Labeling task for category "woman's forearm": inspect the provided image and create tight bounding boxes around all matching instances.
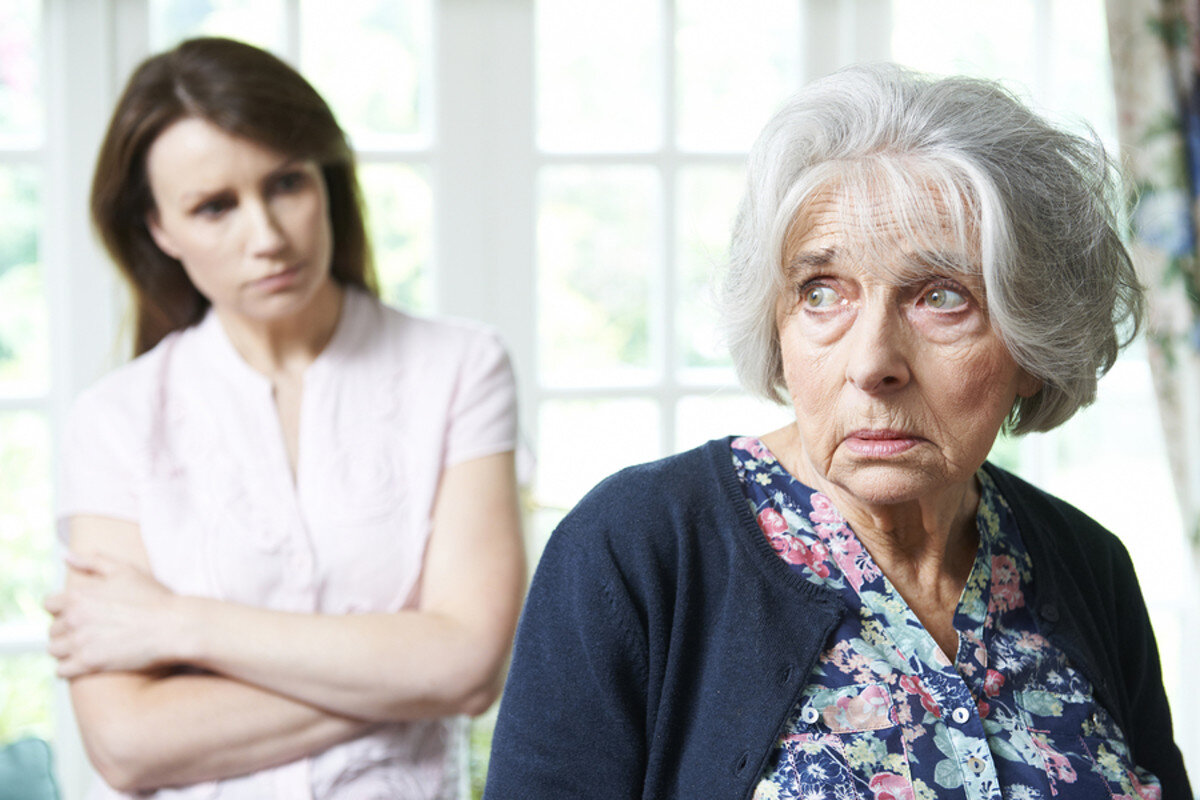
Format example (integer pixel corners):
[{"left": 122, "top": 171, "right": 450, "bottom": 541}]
[
  {"left": 173, "top": 600, "right": 506, "bottom": 721},
  {"left": 71, "top": 669, "right": 375, "bottom": 793},
  {"left": 156, "top": 451, "right": 525, "bottom": 722}
]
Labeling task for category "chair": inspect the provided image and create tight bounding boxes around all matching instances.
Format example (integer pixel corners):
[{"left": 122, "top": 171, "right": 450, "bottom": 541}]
[{"left": 0, "top": 738, "right": 60, "bottom": 800}]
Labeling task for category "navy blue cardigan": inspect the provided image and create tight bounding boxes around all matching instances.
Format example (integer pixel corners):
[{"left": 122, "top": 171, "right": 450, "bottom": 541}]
[{"left": 485, "top": 438, "right": 1191, "bottom": 800}]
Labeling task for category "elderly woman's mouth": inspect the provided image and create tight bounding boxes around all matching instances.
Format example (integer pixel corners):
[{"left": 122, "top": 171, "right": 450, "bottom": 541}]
[{"left": 842, "top": 429, "right": 922, "bottom": 456}]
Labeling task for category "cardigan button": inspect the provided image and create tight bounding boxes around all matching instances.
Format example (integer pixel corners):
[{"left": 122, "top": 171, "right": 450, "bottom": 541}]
[{"left": 1039, "top": 604, "right": 1060, "bottom": 623}]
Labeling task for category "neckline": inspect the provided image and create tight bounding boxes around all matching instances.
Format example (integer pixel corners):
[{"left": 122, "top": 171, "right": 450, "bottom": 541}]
[{"left": 195, "top": 286, "right": 366, "bottom": 391}]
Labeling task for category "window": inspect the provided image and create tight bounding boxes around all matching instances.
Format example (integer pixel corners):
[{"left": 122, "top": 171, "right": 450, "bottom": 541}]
[
  {"left": 0, "top": 0, "right": 55, "bottom": 750},
  {"left": 16, "top": 1, "right": 1199, "bottom": 796}
]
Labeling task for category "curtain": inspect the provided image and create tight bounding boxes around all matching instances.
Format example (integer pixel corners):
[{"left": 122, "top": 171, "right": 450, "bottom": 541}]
[{"left": 1107, "top": 0, "right": 1200, "bottom": 548}]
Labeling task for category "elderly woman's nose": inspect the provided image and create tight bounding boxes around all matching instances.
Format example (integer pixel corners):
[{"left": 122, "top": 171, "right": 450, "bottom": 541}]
[{"left": 843, "top": 306, "right": 911, "bottom": 392}]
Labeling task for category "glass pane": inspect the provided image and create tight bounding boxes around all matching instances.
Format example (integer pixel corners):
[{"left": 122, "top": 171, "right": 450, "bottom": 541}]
[
  {"left": 0, "top": 412, "right": 52, "bottom": 627},
  {"left": 537, "top": 0, "right": 662, "bottom": 151},
  {"left": 300, "top": 0, "right": 431, "bottom": 147},
  {"left": 676, "top": 165, "right": 744, "bottom": 379},
  {"left": 1025, "top": 356, "right": 1184, "bottom": 599},
  {"left": 1046, "top": 0, "right": 1116, "bottom": 144},
  {"left": 891, "top": 0, "right": 1037, "bottom": 90},
  {"left": 0, "top": 165, "right": 47, "bottom": 395},
  {"left": 0, "top": 654, "right": 54, "bottom": 742},
  {"left": 535, "top": 398, "right": 659, "bottom": 511},
  {"left": 360, "top": 162, "right": 432, "bottom": 313},
  {"left": 675, "top": 392, "right": 791, "bottom": 453},
  {"left": 676, "top": 0, "right": 798, "bottom": 152},
  {"left": 538, "top": 166, "right": 659, "bottom": 386},
  {"left": 0, "top": 0, "right": 42, "bottom": 145},
  {"left": 151, "top": 0, "right": 285, "bottom": 52}
]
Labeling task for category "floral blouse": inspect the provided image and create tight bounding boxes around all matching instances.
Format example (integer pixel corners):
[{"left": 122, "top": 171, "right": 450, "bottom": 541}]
[{"left": 731, "top": 437, "right": 1161, "bottom": 800}]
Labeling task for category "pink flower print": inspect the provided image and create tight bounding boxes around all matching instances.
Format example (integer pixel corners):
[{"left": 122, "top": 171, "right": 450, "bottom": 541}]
[
  {"left": 822, "top": 684, "right": 892, "bottom": 731},
  {"left": 976, "top": 698, "right": 990, "bottom": 719},
  {"left": 1032, "top": 734, "right": 1078, "bottom": 791},
  {"left": 845, "top": 546, "right": 883, "bottom": 591},
  {"left": 991, "top": 554, "right": 1026, "bottom": 612},
  {"left": 822, "top": 640, "right": 875, "bottom": 682},
  {"left": 1130, "top": 772, "right": 1163, "bottom": 800},
  {"left": 983, "top": 669, "right": 1006, "bottom": 698},
  {"left": 769, "top": 534, "right": 832, "bottom": 579},
  {"left": 732, "top": 436, "right": 772, "bottom": 461},
  {"left": 809, "top": 492, "right": 845, "bottom": 527},
  {"left": 758, "top": 508, "right": 788, "bottom": 536},
  {"left": 868, "top": 772, "right": 915, "bottom": 800},
  {"left": 898, "top": 675, "right": 941, "bottom": 718},
  {"left": 759, "top": 509, "right": 835, "bottom": 579}
]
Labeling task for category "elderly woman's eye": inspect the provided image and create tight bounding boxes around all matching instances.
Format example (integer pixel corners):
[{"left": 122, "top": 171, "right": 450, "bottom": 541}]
[
  {"left": 924, "top": 285, "right": 967, "bottom": 310},
  {"left": 802, "top": 285, "right": 839, "bottom": 308}
]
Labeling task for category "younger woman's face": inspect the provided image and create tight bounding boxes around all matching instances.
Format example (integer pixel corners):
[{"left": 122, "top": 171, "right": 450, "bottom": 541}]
[{"left": 145, "top": 116, "right": 335, "bottom": 327}]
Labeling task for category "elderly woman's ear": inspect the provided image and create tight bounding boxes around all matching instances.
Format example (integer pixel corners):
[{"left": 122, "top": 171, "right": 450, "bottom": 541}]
[{"left": 1017, "top": 370, "right": 1042, "bottom": 398}]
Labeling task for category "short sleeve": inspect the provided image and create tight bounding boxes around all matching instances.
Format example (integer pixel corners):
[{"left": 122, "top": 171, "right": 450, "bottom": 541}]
[
  {"left": 443, "top": 329, "right": 518, "bottom": 467},
  {"left": 56, "top": 379, "right": 143, "bottom": 544}
]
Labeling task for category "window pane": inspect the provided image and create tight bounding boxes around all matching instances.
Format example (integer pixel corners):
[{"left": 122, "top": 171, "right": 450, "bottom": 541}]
[
  {"left": 891, "top": 0, "right": 1037, "bottom": 89},
  {"left": 1046, "top": 0, "right": 1115, "bottom": 143},
  {"left": 0, "top": 0, "right": 42, "bottom": 145},
  {"left": 676, "top": 165, "right": 743, "bottom": 379},
  {"left": 0, "top": 412, "right": 52, "bottom": 627},
  {"left": 536, "top": 398, "right": 659, "bottom": 511},
  {"left": 151, "top": 0, "right": 285, "bottom": 52},
  {"left": 360, "top": 162, "right": 432, "bottom": 313},
  {"left": 538, "top": 166, "right": 659, "bottom": 386},
  {"left": 0, "top": 654, "right": 53, "bottom": 742},
  {"left": 537, "top": 0, "right": 662, "bottom": 151},
  {"left": 0, "top": 165, "right": 47, "bottom": 395},
  {"left": 676, "top": 392, "right": 790, "bottom": 453},
  {"left": 676, "top": 0, "right": 798, "bottom": 152},
  {"left": 300, "top": 0, "right": 431, "bottom": 148}
]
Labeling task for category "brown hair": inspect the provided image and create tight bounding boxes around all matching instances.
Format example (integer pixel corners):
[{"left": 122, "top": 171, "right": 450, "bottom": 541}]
[{"left": 90, "top": 37, "right": 377, "bottom": 356}]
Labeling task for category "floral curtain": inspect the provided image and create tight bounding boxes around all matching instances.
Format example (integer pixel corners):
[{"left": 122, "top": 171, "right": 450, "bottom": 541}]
[{"left": 1107, "top": 0, "right": 1200, "bottom": 548}]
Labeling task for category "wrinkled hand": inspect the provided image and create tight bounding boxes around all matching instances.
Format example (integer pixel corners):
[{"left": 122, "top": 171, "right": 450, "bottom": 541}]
[{"left": 44, "top": 552, "right": 181, "bottom": 679}]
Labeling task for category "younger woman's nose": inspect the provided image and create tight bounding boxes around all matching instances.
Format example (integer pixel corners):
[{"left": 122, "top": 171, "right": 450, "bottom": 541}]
[{"left": 246, "top": 202, "right": 287, "bottom": 257}]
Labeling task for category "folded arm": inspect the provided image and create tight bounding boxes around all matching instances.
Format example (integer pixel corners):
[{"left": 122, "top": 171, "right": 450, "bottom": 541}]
[
  {"left": 48, "top": 451, "right": 524, "bottom": 791},
  {"left": 173, "top": 451, "right": 525, "bottom": 720}
]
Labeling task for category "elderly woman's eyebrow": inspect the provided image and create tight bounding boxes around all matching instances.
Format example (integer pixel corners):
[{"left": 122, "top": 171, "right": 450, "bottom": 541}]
[
  {"left": 902, "top": 248, "right": 974, "bottom": 273},
  {"left": 784, "top": 247, "right": 837, "bottom": 275}
]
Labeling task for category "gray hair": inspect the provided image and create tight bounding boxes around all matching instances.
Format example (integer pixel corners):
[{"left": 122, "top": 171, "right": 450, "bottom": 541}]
[{"left": 721, "top": 63, "right": 1143, "bottom": 434}]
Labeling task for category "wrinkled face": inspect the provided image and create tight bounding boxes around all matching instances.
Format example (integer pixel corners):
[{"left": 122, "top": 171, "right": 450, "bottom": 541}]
[
  {"left": 776, "top": 187, "right": 1040, "bottom": 508},
  {"left": 145, "top": 117, "right": 334, "bottom": 326}
]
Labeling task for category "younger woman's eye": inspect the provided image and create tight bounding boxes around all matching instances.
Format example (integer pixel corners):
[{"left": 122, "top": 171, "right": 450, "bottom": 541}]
[
  {"left": 192, "top": 197, "right": 232, "bottom": 218},
  {"left": 802, "top": 284, "right": 840, "bottom": 309},
  {"left": 923, "top": 285, "right": 967, "bottom": 310},
  {"left": 273, "top": 171, "right": 309, "bottom": 193}
]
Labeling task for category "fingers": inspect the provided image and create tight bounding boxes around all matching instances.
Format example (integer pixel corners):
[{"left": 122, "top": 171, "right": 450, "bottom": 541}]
[
  {"left": 43, "top": 592, "right": 66, "bottom": 615},
  {"left": 53, "top": 656, "right": 90, "bottom": 680},
  {"left": 46, "top": 633, "right": 71, "bottom": 660}
]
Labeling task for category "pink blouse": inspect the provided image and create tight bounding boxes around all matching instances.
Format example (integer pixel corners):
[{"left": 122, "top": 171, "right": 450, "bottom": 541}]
[{"left": 58, "top": 288, "right": 518, "bottom": 799}]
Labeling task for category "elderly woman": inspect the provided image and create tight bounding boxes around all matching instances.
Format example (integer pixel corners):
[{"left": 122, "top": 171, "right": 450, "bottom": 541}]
[{"left": 485, "top": 65, "right": 1191, "bottom": 800}]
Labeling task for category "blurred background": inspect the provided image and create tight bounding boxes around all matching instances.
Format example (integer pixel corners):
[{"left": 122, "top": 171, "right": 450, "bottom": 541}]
[{"left": 1, "top": 0, "right": 1196, "bottom": 796}]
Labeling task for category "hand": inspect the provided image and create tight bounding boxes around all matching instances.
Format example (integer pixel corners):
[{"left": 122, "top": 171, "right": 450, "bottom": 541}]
[{"left": 44, "top": 552, "right": 182, "bottom": 679}]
